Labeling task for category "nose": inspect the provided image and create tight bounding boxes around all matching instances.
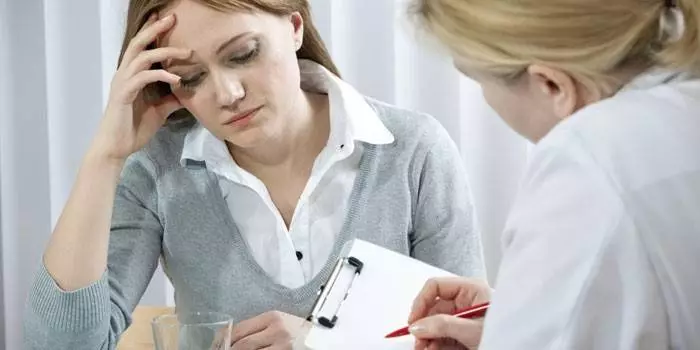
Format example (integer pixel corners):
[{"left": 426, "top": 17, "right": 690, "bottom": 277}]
[{"left": 212, "top": 71, "right": 245, "bottom": 107}]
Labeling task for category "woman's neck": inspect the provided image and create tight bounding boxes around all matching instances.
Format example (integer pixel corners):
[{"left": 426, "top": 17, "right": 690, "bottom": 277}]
[{"left": 228, "top": 90, "right": 330, "bottom": 176}]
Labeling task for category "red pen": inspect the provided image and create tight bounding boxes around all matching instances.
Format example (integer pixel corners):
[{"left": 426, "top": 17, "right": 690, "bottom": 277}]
[{"left": 384, "top": 302, "right": 490, "bottom": 338}]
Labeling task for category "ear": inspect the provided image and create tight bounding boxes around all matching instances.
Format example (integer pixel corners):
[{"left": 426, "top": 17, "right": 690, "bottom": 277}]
[
  {"left": 525, "top": 65, "right": 580, "bottom": 119},
  {"left": 289, "top": 12, "right": 304, "bottom": 51}
]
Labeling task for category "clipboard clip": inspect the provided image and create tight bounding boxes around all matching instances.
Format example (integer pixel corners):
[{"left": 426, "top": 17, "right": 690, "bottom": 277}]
[{"left": 307, "top": 256, "right": 364, "bottom": 329}]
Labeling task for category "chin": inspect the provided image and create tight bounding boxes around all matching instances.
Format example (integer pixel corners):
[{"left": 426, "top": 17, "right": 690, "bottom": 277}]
[
  {"left": 221, "top": 113, "right": 279, "bottom": 149},
  {"left": 223, "top": 127, "right": 267, "bottom": 150}
]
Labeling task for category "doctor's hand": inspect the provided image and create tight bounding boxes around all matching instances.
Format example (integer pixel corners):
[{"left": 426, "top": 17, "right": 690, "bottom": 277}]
[
  {"left": 228, "top": 311, "right": 310, "bottom": 350},
  {"left": 408, "top": 277, "right": 492, "bottom": 350}
]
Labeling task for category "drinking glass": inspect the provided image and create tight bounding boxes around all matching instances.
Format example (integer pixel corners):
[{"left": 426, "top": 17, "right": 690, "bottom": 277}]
[{"left": 152, "top": 311, "right": 233, "bottom": 350}]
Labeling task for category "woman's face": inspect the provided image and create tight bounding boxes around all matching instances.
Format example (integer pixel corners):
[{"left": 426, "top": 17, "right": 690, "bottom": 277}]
[
  {"left": 160, "top": 0, "right": 304, "bottom": 148},
  {"left": 454, "top": 59, "right": 587, "bottom": 143}
]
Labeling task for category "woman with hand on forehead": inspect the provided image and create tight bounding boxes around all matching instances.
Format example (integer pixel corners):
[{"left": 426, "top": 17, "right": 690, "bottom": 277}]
[{"left": 23, "top": 0, "right": 486, "bottom": 349}]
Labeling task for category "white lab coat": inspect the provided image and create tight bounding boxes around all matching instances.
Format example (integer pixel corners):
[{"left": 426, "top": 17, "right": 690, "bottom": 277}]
[{"left": 480, "top": 70, "right": 700, "bottom": 349}]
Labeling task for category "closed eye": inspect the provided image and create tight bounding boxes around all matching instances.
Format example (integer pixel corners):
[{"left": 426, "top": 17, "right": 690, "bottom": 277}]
[
  {"left": 229, "top": 41, "right": 260, "bottom": 65},
  {"left": 179, "top": 72, "right": 205, "bottom": 90}
]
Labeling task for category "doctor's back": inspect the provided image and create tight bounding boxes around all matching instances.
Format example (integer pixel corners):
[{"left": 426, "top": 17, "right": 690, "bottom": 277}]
[
  {"left": 617, "top": 74, "right": 700, "bottom": 349},
  {"left": 475, "top": 64, "right": 700, "bottom": 349}
]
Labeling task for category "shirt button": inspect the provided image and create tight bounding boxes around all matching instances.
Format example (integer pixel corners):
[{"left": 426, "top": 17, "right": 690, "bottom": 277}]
[{"left": 296, "top": 251, "right": 304, "bottom": 260}]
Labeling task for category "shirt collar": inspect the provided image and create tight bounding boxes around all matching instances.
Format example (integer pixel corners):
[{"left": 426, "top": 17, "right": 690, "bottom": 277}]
[
  {"left": 617, "top": 68, "right": 693, "bottom": 95},
  {"left": 180, "top": 59, "right": 394, "bottom": 168},
  {"left": 298, "top": 59, "right": 394, "bottom": 147},
  {"left": 180, "top": 122, "right": 249, "bottom": 181}
]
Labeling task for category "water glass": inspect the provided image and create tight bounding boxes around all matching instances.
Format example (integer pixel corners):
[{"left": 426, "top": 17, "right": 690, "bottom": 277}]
[{"left": 152, "top": 311, "right": 233, "bottom": 350}]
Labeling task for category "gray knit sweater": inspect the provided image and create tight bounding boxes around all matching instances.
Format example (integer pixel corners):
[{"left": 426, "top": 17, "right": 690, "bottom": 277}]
[{"left": 24, "top": 99, "right": 485, "bottom": 349}]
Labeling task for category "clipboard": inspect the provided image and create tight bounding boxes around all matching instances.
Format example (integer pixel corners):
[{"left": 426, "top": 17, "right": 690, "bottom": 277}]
[{"left": 304, "top": 239, "right": 457, "bottom": 349}]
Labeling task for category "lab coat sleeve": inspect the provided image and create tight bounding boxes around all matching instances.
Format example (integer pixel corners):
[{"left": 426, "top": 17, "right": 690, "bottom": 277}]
[{"left": 479, "top": 141, "right": 669, "bottom": 350}]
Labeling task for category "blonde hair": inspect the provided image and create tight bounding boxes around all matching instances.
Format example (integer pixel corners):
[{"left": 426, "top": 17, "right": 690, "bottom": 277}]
[
  {"left": 412, "top": 0, "right": 700, "bottom": 89},
  {"left": 120, "top": 0, "right": 339, "bottom": 101}
]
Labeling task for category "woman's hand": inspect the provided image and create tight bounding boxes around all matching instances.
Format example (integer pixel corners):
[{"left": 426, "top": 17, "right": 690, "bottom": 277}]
[
  {"left": 408, "top": 277, "right": 492, "bottom": 350},
  {"left": 89, "top": 12, "right": 190, "bottom": 163},
  {"left": 229, "top": 311, "right": 310, "bottom": 350}
]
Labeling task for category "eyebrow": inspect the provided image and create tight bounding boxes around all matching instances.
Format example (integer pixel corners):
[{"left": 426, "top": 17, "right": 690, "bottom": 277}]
[
  {"left": 215, "top": 32, "right": 254, "bottom": 55},
  {"left": 165, "top": 58, "right": 196, "bottom": 70}
]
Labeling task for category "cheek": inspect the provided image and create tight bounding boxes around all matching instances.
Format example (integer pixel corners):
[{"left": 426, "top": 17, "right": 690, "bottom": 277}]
[
  {"left": 173, "top": 91, "right": 209, "bottom": 117},
  {"left": 246, "top": 48, "right": 301, "bottom": 113},
  {"left": 262, "top": 48, "right": 299, "bottom": 87},
  {"left": 172, "top": 90, "right": 224, "bottom": 132},
  {"left": 250, "top": 61, "right": 287, "bottom": 96},
  {"left": 480, "top": 84, "right": 537, "bottom": 138},
  {"left": 481, "top": 85, "right": 521, "bottom": 123}
]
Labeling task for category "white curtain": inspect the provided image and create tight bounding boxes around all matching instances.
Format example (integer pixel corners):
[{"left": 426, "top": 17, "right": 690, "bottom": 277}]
[{"left": 0, "top": 0, "right": 527, "bottom": 348}]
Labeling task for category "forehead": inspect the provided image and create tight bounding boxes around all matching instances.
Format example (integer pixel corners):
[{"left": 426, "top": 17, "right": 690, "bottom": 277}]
[{"left": 158, "top": 1, "right": 270, "bottom": 51}]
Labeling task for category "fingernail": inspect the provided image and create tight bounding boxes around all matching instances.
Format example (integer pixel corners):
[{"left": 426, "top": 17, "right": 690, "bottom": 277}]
[
  {"left": 160, "top": 14, "right": 173, "bottom": 22},
  {"left": 409, "top": 323, "right": 427, "bottom": 335}
]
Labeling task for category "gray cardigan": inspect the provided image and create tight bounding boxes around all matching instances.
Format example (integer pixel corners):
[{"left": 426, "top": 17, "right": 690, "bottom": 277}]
[{"left": 24, "top": 99, "right": 485, "bottom": 349}]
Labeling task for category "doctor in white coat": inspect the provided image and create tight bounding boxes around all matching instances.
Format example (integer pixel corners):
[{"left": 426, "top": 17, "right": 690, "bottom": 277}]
[{"left": 406, "top": 0, "right": 700, "bottom": 349}]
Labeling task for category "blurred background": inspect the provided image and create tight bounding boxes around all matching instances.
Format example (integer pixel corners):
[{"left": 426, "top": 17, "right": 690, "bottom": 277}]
[{"left": 0, "top": 0, "right": 527, "bottom": 348}]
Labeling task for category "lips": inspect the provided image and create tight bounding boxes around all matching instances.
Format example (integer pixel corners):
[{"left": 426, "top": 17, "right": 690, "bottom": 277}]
[{"left": 222, "top": 106, "right": 262, "bottom": 126}]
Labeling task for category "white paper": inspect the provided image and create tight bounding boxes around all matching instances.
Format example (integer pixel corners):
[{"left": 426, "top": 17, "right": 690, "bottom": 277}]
[{"left": 305, "top": 239, "right": 456, "bottom": 349}]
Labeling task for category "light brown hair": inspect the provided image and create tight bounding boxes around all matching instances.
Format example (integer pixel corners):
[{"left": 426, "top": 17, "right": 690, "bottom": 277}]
[{"left": 412, "top": 0, "right": 700, "bottom": 89}]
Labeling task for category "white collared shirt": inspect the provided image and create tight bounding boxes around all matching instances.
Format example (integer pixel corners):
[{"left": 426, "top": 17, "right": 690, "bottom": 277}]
[
  {"left": 480, "top": 70, "right": 700, "bottom": 349},
  {"left": 180, "top": 60, "right": 394, "bottom": 289}
]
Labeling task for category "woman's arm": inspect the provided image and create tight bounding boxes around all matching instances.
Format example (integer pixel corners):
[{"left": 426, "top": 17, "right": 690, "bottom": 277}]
[
  {"left": 24, "top": 153, "right": 164, "bottom": 350},
  {"left": 24, "top": 14, "right": 186, "bottom": 349},
  {"left": 43, "top": 153, "right": 125, "bottom": 291},
  {"left": 410, "top": 122, "right": 487, "bottom": 278}
]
